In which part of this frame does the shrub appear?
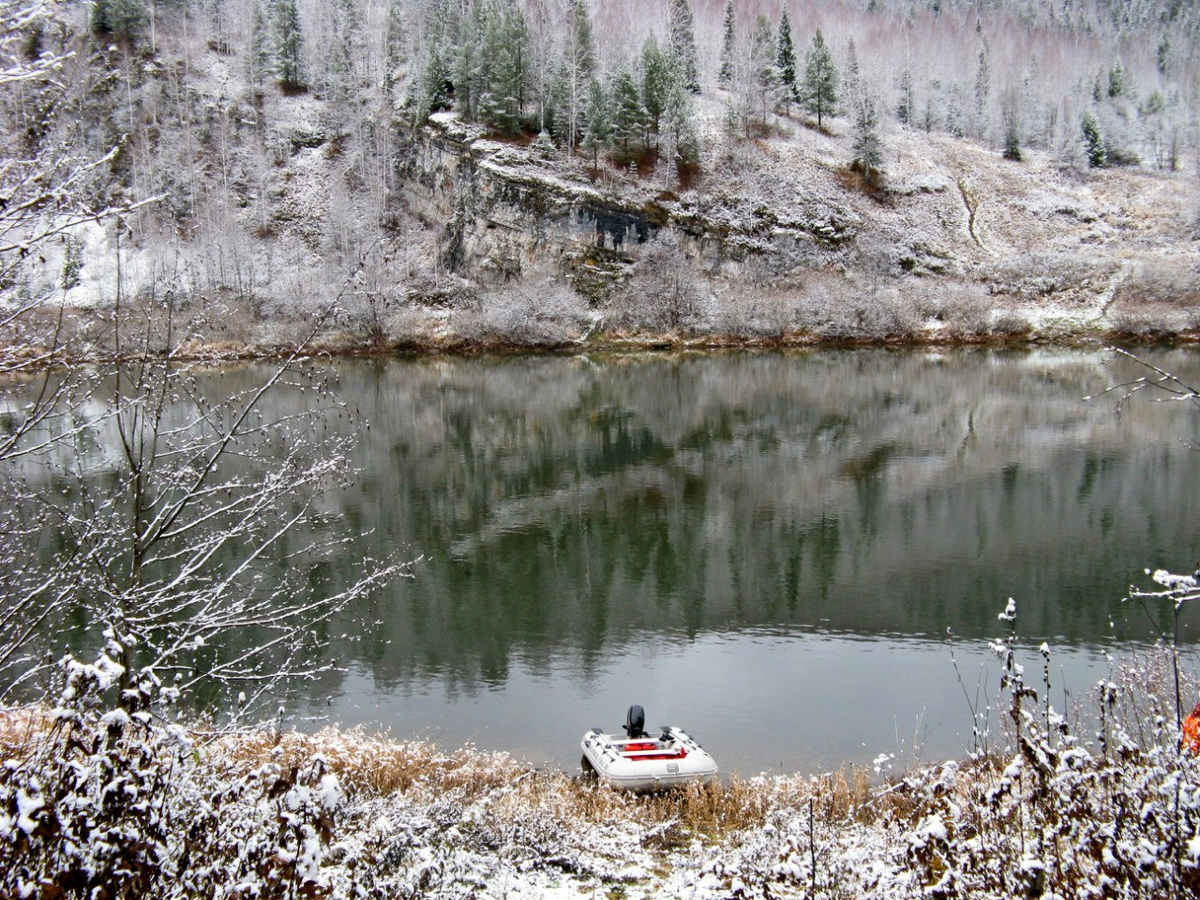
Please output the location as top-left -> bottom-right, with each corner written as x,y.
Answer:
452,280 -> 589,346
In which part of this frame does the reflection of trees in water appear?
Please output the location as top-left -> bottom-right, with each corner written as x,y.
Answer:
308,349 -> 1200,697
19,350 -> 1200,702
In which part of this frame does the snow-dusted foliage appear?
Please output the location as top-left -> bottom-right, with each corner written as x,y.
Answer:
7,632 -> 1200,898
1,655 -> 346,899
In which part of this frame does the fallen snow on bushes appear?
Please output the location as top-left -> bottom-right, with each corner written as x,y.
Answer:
7,605 -> 1200,900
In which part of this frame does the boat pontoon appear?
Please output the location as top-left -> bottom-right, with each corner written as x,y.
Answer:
579,705 -> 718,792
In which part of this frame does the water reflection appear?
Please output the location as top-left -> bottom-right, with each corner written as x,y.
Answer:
292,347 -> 1200,770
19,347 -> 1200,772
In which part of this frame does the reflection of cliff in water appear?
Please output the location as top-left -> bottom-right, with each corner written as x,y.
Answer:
306,349 -> 1200,697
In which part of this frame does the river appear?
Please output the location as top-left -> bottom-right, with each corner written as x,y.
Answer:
21,347 -> 1200,775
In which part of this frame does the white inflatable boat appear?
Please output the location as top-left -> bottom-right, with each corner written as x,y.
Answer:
579,705 -> 718,792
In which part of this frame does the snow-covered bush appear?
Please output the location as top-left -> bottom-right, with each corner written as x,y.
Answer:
452,280 -> 589,346
0,653 -> 345,900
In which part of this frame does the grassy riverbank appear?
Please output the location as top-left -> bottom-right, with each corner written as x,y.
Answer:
4,647 -> 1200,899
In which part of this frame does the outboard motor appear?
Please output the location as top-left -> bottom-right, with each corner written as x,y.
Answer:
624,705 -> 646,738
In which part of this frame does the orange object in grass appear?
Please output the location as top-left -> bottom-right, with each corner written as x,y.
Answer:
1182,702 -> 1200,753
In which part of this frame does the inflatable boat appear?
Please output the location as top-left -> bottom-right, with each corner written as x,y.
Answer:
579,705 -> 718,792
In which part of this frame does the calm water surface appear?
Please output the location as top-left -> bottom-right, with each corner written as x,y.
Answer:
280,347 -> 1200,775
34,348 -> 1200,775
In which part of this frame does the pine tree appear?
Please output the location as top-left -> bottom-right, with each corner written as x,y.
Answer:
801,28 -> 838,129
974,40 -> 990,128
275,0 -> 305,91
247,0 -> 272,89
531,128 -> 556,157
480,3 -> 530,135
852,90 -> 883,179
1081,111 -> 1106,167
91,0 -> 148,44
1002,109 -> 1022,161
384,0 -> 406,90
323,0 -> 356,105
666,0 -> 700,94
844,36 -> 861,101
582,77 -> 611,172
718,0 -> 735,86
775,11 -> 798,110
1108,58 -> 1126,98
611,70 -> 647,165
451,1 -> 483,121
420,40 -> 453,117
1156,36 -> 1172,76
641,35 -> 670,146
896,69 -> 913,126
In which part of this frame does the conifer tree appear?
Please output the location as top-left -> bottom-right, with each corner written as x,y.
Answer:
1002,99 -> 1022,161
384,0 -> 406,90
844,35 -> 861,99
611,69 -> 647,164
1156,36 -> 1172,76
718,0 -> 735,86
663,76 -> 700,184
896,69 -> 913,126
247,0 -> 272,89
775,11 -> 798,111
974,40 -> 991,133
801,28 -> 838,129
480,3 -> 530,135
852,89 -> 883,179
275,0 -> 305,91
419,37 -> 453,117
1108,58 -> 1126,98
1081,111 -> 1106,167
451,1 -> 483,121
582,77 -> 611,172
641,35 -> 670,146
666,0 -> 700,94
90,0 -> 148,45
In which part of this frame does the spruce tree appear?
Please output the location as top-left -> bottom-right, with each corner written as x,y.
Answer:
247,0 -> 271,89
1156,36 -> 1172,76
611,70 -> 647,165
1002,109 -> 1022,161
420,42 -> 453,117
666,0 -> 700,94
641,35 -> 670,146
384,0 -> 405,89
481,3 -> 530,135
844,36 -> 860,100
275,0 -> 305,91
1081,111 -> 1106,167
801,28 -> 838,129
896,69 -> 913,126
91,0 -> 148,44
582,77 -> 612,173
718,0 -> 735,86
852,90 -> 883,178
775,11 -> 798,112
974,40 -> 990,129
1108,58 -> 1126,98
451,1 -> 482,121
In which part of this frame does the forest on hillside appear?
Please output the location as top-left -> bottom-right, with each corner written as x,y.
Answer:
2,0 -> 1199,347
